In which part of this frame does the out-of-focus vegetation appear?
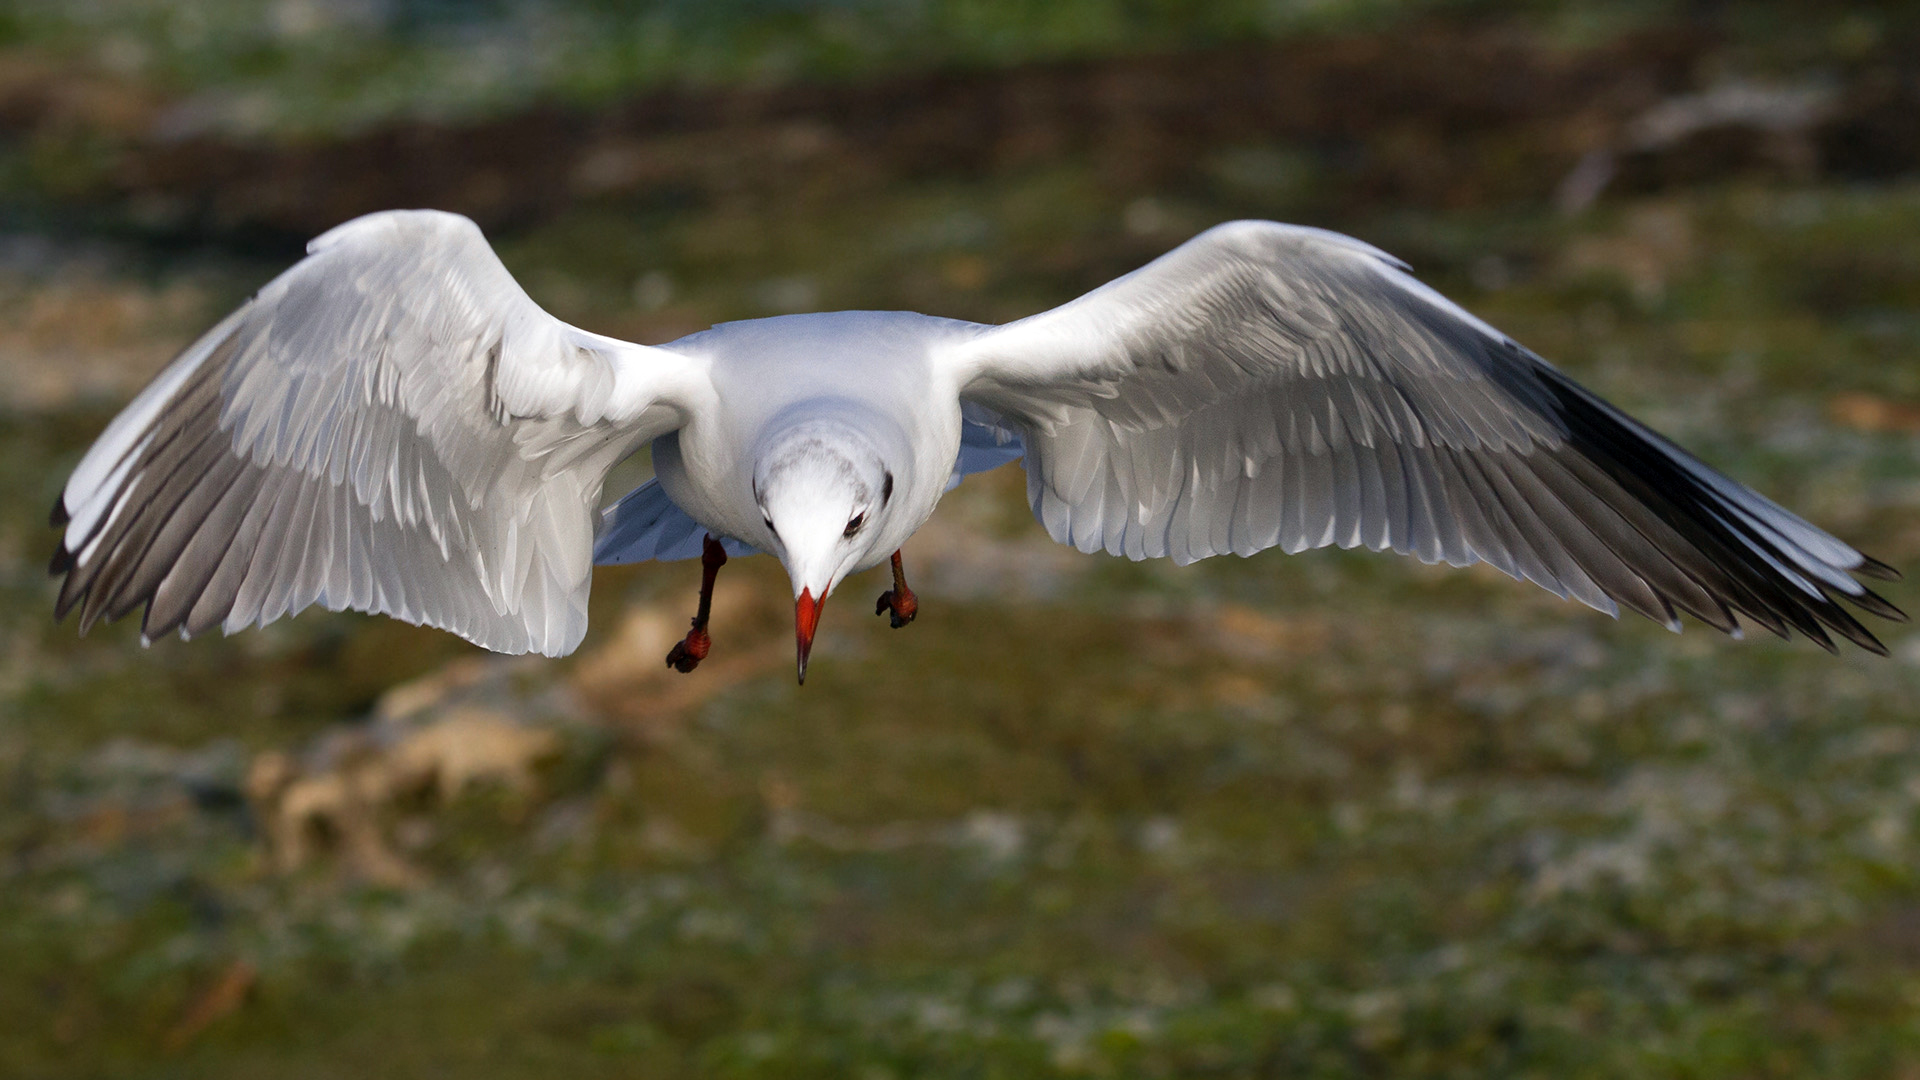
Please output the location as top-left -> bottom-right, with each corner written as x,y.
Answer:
0,0 -> 1685,135
2,2 -> 1920,1077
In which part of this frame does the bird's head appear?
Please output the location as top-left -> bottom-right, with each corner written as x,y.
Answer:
753,414 -> 898,684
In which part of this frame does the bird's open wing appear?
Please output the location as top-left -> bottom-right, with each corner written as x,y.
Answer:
938,220 -> 1903,652
52,210 -> 710,656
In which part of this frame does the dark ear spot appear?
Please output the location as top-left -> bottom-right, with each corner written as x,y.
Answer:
882,471 -> 894,506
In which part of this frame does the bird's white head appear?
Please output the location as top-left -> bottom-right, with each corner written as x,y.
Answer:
752,413 -> 899,684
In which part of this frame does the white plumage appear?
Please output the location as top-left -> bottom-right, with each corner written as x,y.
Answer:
52,210 -> 1903,665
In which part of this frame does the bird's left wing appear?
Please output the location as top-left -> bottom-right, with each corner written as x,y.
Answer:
937,220 -> 1903,652
52,210 -> 709,656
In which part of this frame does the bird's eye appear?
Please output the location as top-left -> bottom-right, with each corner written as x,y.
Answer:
843,512 -> 865,537
882,472 -> 894,505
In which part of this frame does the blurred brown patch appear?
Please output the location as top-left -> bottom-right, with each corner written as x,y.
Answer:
570,588 -> 787,730
0,277 -> 210,410
1209,604 -> 1330,661
245,671 -> 562,886
161,959 -> 255,1053
2,20 -> 1917,252
15,25 -> 1718,244
0,52 -> 161,136
388,708 -> 560,801
1562,201 -> 1697,303
1829,392 -> 1920,434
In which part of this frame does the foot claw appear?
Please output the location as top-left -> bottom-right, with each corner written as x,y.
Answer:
874,589 -> 918,630
665,623 -> 711,673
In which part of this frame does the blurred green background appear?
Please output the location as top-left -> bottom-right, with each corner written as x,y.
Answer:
3,1 -> 1920,1076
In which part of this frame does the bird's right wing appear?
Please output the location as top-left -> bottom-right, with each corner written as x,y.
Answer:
939,220 -> 1903,652
52,210 -> 711,657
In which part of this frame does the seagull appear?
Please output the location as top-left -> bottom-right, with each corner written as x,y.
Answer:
50,210 -> 1905,683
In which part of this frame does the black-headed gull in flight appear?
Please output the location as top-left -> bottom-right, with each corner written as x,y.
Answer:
50,210 -> 1904,683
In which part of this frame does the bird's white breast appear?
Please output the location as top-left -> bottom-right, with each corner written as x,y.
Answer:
651,311 -> 978,570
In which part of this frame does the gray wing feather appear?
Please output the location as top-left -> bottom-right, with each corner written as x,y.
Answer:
947,402 -> 1025,491
52,210 -> 704,656
594,478 -> 759,564
945,220 -> 1903,652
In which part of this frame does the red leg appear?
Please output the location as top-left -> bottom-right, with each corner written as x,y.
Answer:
666,535 -> 728,673
874,550 -> 919,629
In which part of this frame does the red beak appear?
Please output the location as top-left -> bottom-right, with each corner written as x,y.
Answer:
795,588 -> 823,685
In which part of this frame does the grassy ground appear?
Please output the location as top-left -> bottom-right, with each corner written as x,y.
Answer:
3,7 -> 1920,1078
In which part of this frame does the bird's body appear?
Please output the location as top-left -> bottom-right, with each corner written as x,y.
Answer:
51,210 -> 1904,679
649,311 -> 972,574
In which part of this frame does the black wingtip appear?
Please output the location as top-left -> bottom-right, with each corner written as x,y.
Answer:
1850,588 -> 1908,625
1838,608 -> 1891,656
1805,623 -> 1841,655
1857,555 -> 1903,583
48,543 -> 73,578
49,494 -> 68,528
1528,360 -> 1906,659
1823,602 -> 1888,656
